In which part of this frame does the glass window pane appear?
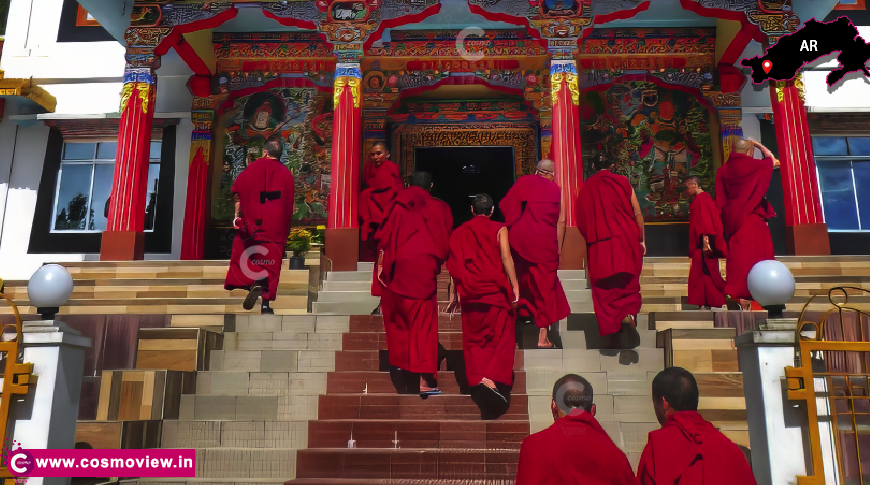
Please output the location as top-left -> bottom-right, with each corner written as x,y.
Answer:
813,137 -> 849,156
853,162 -> 870,230
144,163 -> 160,231
63,143 -> 95,160
848,137 -> 870,156
53,164 -> 94,230
150,142 -> 162,160
90,164 -> 115,231
818,161 -> 860,230
96,142 -> 118,160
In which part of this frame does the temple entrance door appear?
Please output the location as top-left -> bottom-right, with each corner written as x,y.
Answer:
414,146 -> 516,228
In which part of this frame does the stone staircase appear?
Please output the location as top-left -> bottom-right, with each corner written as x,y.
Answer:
0,258 -> 317,316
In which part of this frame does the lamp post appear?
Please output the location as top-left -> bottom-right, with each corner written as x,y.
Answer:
27,264 -> 74,320
747,260 -> 796,319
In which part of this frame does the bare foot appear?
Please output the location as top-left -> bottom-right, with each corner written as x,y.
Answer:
420,376 -> 440,395
480,378 -> 496,390
538,327 -> 553,348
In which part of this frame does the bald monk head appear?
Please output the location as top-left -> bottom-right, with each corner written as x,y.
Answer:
369,141 -> 390,166
471,193 -> 495,217
731,138 -> 756,156
264,136 -> 283,159
590,152 -> 615,172
536,159 -> 556,182
651,367 -> 699,425
410,171 -> 434,192
551,373 -> 596,420
683,175 -> 703,196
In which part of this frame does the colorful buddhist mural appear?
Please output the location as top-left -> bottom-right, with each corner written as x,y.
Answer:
216,87 -> 334,226
581,81 -> 714,222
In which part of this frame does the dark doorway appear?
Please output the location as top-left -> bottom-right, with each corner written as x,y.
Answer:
414,147 -> 516,228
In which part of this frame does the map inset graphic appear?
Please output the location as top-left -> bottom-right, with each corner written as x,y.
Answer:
741,16 -> 870,87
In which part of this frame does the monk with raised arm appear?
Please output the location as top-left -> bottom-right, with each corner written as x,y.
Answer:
499,159 -> 570,349
577,153 -> 644,348
361,141 -> 403,315
638,367 -> 757,485
715,138 -> 779,309
225,136 -> 295,315
447,194 -> 523,403
378,171 -> 452,396
515,374 -> 637,485
685,176 -> 728,309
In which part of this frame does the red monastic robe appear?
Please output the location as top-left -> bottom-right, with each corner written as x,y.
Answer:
499,175 -> 570,329
688,192 -> 728,308
361,160 -> 403,290
447,216 -> 520,387
378,186 -> 452,374
576,170 -> 643,336
715,153 -> 776,300
637,411 -> 757,485
225,156 -> 295,301
515,409 -> 638,485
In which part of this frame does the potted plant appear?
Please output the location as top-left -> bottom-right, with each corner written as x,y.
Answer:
311,225 -> 326,246
285,229 -> 312,269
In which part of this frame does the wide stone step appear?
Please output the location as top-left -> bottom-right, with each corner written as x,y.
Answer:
318,291 -> 380,302
334,350 -> 525,373
294,448 -> 520,480
313,300 -> 380,315
317,394 -> 528,421
307,419 -> 529,450
195,371 -> 327,396
195,447 -> 297,479
326,371 -> 527,395
557,269 -> 586,279
161,420 -> 308,449
210,349 -> 337,373
326,271 -> 375,282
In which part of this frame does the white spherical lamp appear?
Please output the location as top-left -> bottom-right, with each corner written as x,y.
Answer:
27,264 -> 74,319
747,260 -> 795,318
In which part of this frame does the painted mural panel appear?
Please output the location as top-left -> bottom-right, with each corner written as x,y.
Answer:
580,81 -> 714,222
217,88 -> 333,227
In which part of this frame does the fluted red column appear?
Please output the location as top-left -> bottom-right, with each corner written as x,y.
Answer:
325,63 -> 362,271
769,78 -> 830,255
550,59 -> 585,270
101,60 -> 158,261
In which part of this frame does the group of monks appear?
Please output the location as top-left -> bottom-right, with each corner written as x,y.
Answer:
516,367 -> 758,484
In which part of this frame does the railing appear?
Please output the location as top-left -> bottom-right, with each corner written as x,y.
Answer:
0,289 -> 34,482
786,287 -> 870,485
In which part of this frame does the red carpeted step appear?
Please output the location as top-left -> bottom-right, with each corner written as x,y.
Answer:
293,448 -> 520,480
350,315 -> 465,333
334,350 -> 525,372
318,394 -> 528,421
307,419 -> 529,450
343,332 -> 465,351
326,371 -> 527,394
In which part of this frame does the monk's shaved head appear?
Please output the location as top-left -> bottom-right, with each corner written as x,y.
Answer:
732,138 -> 755,156
472,193 -> 494,216
652,367 -> 699,412
371,141 -> 389,151
410,171 -> 433,191
264,136 -> 283,159
537,159 -> 555,173
552,374 -> 594,414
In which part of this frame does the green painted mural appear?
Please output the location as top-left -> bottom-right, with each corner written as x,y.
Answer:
217,87 -> 334,227
581,81 -> 714,222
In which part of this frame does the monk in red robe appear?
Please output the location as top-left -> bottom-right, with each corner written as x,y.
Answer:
685,175 -> 728,309
515,374 -> 637,485
361,142 -> 403,315
715,138 -> 779,309
377,171 -> 452,395
499,159 -> 570,349
577,153 -> 644,349
638,367 -> 757,485
446,194 -> 522,402
225,137 -> 295,314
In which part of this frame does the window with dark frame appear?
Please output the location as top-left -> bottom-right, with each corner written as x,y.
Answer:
51,141 -> 162,233
814,136 -> 870,231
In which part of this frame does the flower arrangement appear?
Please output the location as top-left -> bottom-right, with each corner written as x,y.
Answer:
311,225 -> 326,245
286,229 -> 312,255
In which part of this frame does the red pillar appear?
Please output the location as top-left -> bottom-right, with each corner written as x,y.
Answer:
769,78 -> 831,255
180,102 -> 214,260
101,62 -> 158,260
325,63 -> 362,271
550,59 -> 585,270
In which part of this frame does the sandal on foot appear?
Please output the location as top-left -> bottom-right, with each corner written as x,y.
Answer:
243,286 -> 263,310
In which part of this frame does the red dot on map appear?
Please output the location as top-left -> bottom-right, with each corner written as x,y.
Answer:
762,60 -> 773,74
